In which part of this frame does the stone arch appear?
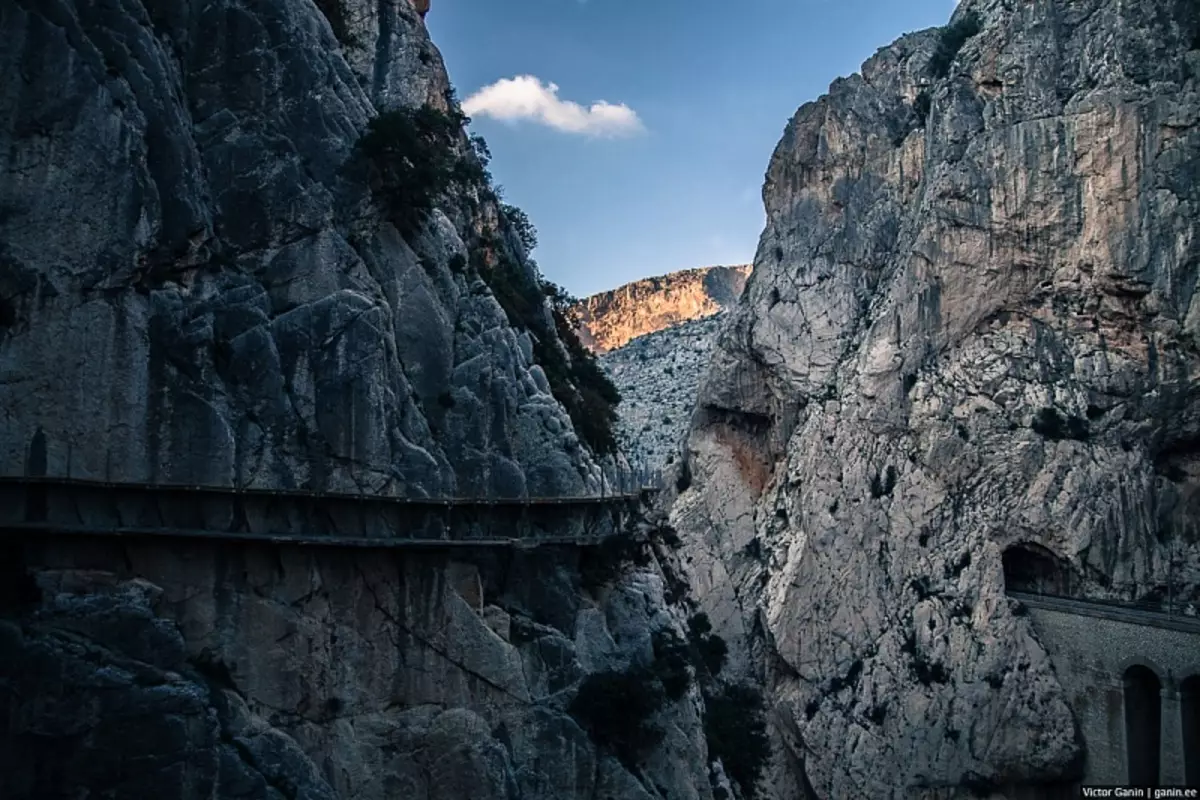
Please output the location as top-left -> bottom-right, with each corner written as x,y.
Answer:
1115,656 -> 1166,680
1182,674 -> 1200,786
1124,664 -> 1161,785
1001,542 -> 1075,596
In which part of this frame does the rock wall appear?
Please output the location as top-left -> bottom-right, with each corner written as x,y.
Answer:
0,1 -> 717,798
670,0 -> 1200,797
1,536 -> 715,800
600,313 -> 727,471
574,265 -> 751,354
0,0 -> 603,499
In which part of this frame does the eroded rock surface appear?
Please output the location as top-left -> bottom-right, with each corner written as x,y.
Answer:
0,539 -> 714,800
601,314 -> 726,471
0,0 -> 605,498
671,0 -> 1200,797
574,266 -> 750,354
0,1 -> 712,798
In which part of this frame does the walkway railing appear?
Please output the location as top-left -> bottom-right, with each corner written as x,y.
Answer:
1009,591 -> 1200,635
0,476 -> 656,548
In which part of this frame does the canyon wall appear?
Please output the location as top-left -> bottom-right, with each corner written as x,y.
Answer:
0,0 -> 604,499
600,313 -> 727,472
575,265 -> 751,354
2,536 -> 715,800
0,1 -> 716,798
670,0 -> 1200,797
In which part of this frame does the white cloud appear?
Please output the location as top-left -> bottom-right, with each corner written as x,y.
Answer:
462,75 -> 644,137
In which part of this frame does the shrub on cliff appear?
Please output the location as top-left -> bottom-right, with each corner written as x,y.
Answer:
652,629 -> 694,700
362,101 -> 620,456
569,667 -> 665,766
913,90 -> 932,125
580,532 -> 649,589
929,12 -> 982,78
704,683 -> 771,800
314,0 -> 358,48
1031,407 -> 1090,442
688,613 -> 729,677
357,104 -> 469,234
501,203 -> 539,253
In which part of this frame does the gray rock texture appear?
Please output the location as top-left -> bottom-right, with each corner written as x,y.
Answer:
600,313 -> 726,472
1,538 -> 716,800
0,0 -> 606,499
0,0 -> 710,798
574,266 -> 751,354
669,0 -> 1200,797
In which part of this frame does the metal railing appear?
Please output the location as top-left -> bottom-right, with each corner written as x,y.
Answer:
0,475 -> 652,547
1009,591 -> 1200,635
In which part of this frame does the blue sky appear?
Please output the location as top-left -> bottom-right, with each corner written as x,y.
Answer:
427,0 -> 958,297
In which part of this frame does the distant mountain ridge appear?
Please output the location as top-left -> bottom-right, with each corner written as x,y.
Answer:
572,265 -> 751,353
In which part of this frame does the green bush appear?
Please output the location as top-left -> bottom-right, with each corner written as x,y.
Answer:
357,104 -> 474,235
1031,407 -> 1090,442
652,629 -> 694,701
314,0 -> 359,47
569,667 -> 665,766
913,90 -> 932,125
580,532 -> 649,589
688,613 -> 728,677
928,13 -> 982,78
704,683 -> 771,800
502,203 -> 539,253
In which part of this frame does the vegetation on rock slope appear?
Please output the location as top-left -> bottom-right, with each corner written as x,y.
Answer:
356,97 -> 621,455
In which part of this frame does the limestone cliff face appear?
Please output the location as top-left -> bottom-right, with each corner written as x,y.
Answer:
575,265 -> 751,353
671,0 -> 1200,797
3,538 -> 715,800
0,1 -> 715,798
0,0 -> 604,499
601,313 -> 727,471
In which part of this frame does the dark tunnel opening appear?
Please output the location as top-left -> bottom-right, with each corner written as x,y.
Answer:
1001,542 -> 1076,597
1123,665 -> 1162,785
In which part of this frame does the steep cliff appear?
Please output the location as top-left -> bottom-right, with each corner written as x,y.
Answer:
3,535 -> 721,800
0,1 -> 720,798
0,0 -> 613,498
600,314 -> 727,471
670,0 -> 1200,797
575,265 -> 751,354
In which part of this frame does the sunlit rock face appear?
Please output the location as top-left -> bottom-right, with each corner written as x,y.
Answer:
670,0 -> 1200,797
574,265 -> 751,354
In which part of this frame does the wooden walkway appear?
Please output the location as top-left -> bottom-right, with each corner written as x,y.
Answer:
0,476 -> 653,548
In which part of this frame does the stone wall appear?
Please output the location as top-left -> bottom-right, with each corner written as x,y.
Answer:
1021,599 -> 1200,785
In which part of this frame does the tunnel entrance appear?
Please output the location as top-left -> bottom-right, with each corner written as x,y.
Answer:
1123,665 -> 1161,785
1001,543 -> 1074,596
1183,675 -> 1200,786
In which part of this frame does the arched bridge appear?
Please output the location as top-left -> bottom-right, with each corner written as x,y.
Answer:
0,476 -> 657,549
1003,544 -> 1200,788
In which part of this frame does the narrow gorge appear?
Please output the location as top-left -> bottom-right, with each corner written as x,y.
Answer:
2,0 -> 1199,798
